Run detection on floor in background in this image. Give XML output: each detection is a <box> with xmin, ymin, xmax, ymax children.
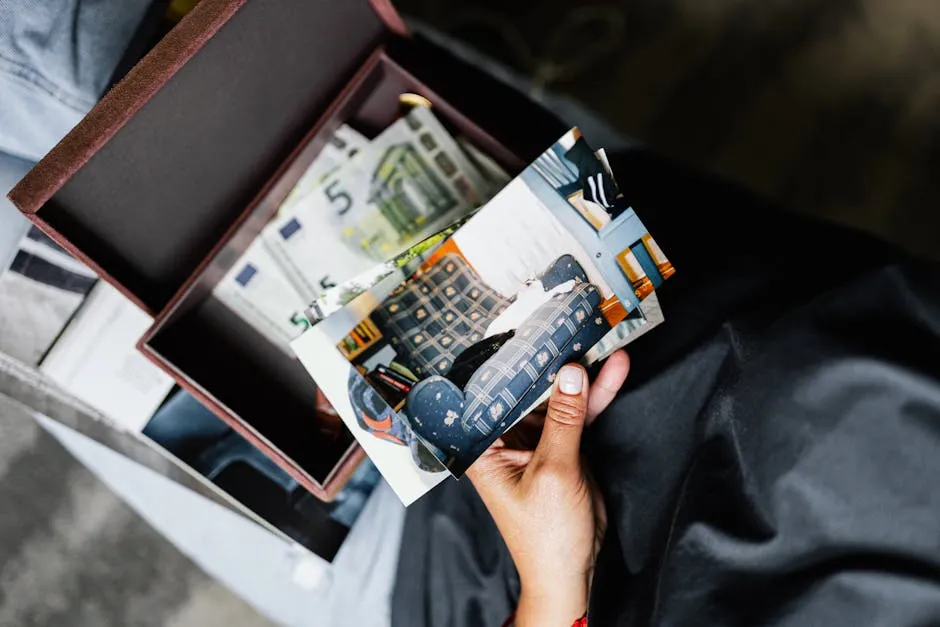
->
<box><xmin>0</xmin><ymin>396</ymin><xmax>272</xmax><ymax>627</ymax></box>
<box><xmin>400</xmin><ymin>0</ymin><xmax>940</xmax><ymax>260</ymax></box>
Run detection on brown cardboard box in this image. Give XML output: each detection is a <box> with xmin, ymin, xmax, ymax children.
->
<box><xmin>8</xmin><ymin>0</ymin><xmax>565</xmax><ymax>500</ymax></box>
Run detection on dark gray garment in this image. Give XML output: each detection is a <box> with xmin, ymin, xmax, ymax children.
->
<box><xmin>0</xmin><ymin>0</ymin><xmax>152</xmax><ymax>162</ymax></box>
<box><xmin>393</xmin><ymin>477</ymin><xmax>520</xmax><ymax>627</ymax></box>
<box><xmin>393</xmin><ymin>147</ymin><xmax>940</xmax><ymax>626</ymax></box>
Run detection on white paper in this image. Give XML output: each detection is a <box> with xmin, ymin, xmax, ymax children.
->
<box><xmin>40</xmin><ymin>282</ymin><xmax>175</xmax><ymax>433</ymax></box>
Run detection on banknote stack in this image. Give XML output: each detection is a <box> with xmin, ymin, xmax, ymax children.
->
<box><xmin>214</xmin><ymin>105</ymin><xmax>509</xmax><ymax>353</ymax></box>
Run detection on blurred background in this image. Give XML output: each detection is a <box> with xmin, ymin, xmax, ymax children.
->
<box><xmin>1</xmin><ymin>0</ymin><xmax>938</xmax><ymax>625</ymax></box>
<box><xmin>397</xmin><ymin>0</ymin><xmax>940</xmax><ymax>259</ymax></box>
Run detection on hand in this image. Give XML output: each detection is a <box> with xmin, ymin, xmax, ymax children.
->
<box><xmin>467</xmin><ymin>351</ymin><xmax>630</xmax><ymax>627</ymax></box>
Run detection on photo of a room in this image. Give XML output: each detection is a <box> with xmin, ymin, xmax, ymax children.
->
<box><xmin>524</xmin><ymin>129</ymin><xmax>675</xmax><ymax>312</ymax></box>
<box><xmin>290</xmin><ymin>128</ymin><xmax>675</xmax><ymax>500</ymax></box>
<box><xmin>335</xmin><ymin>175</ymin><xmax>629</xmax><ymax>476</ymax></box>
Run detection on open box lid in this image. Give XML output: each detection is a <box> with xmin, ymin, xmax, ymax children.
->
<box><xmin>8</xmin><ymin>0</ymin><xmax>407</xmax><ymax>314</ymax></box>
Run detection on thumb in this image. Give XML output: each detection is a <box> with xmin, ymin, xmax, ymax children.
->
<box><xmin>531</xmin><ymin>363</ymin><xmax>588</xmax><ymax>475</ymax></box>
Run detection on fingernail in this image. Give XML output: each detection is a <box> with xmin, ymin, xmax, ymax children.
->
<box><xmin>558</xmin><ymin>365</ymin><xmax>583</xmax><ymax>395</ymax></box>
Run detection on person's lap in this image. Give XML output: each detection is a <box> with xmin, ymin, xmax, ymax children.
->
<box><xmin>392</xmin><ymin>146</ymin><xmax>940</xmax><ymax>626</ymax></box>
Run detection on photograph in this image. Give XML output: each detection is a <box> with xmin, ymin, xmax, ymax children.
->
<box><xmin>525</xmin><ymin>128</ymin><xmax>675</xmax><ymax>312</ymax></box>
<box><xmin>292</xmin><ymin>129</ymin><xmax>673</xmax><ymax>502</ymax></box>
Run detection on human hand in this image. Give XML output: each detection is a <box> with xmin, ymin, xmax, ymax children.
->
<box><xmin>467</xmin><ymin>351</ymin><xmax>630</xmax><ymax>627</ymax></box>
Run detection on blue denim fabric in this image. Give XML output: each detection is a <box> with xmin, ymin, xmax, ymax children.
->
<box><xmin>0</xmin><ymin>0</ymin><xmax>152</xmax><ymax>162</ymax></box>
<box><xmin>147</xmin><ymin>389</ymin><xmax>383</xmax><ymax>526</ymax></box>
<box><xmin>0</xmin><ymin>0</ymin><xmax>151</xmax><ymax>269</ymax></box>
<box><xmin>144</xmin><ymin>390</ymin><xmax>297</xmax><ymax>491</ymax></box>
<box><xmin>329</xmin><ymin>460</ymin><xmax>382</xmax><ymax>528</ymax></box>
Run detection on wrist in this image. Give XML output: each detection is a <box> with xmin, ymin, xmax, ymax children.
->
<box><xmin>515</xmin><ymin>581</ymin><xmax>588</xmax><ymax>627</ymax></box>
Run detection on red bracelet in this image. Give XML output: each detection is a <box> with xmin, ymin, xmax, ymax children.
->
<box><xmin>501</xmin><ymin>612</ymin><xmax>588</xmax><ymax>627</ymax></box>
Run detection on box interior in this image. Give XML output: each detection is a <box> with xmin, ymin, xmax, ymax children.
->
<box><xmin>149</xmin><ymin>297</ymin><xmax>352</xmax><ymax>484</ymax></box>
<box><xmin>17</xmin><ymin>0</ymin><xmax>569</xmax><ymax>492</ymax></box>
<box><xmin>34</xmin><ymin>0</ymin><xmax>389</xmax><ymax>313</ymax></box>
<box><xmin>145</xmin><ymin>52</ymin><xmax>524</xmax><ymax>485</ymax></box>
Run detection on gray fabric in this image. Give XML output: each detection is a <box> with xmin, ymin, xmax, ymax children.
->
<box><xmin>0</xmin><ymin>376</ymin><xmax>272</xmax><ymax>627</ymax></box>
<box><xmin>392</xmin><ymin>477</ymin><xmax>519</xmax><ymax>627</ymax></box>
<box><xmin>392</xmin><ymin>147</ymin><xmax>940</xmax><ymax>627</ymax></box>
<box><xmin>410</xmin><ymin>20</ymin><xmax>635</xmax><ymax>154</ymax></box>
<box><xmin>321</xmin><ymin>481</ymin><xmax>407</xmax><ymax>627</ymax></box>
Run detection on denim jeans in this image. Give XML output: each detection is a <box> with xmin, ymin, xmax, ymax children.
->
<box><xmin>0</xmin><ymin>152</ymin><xmax>31</xmax><ymax>271</ymax></box>
<box><xmin>0</xmin><ymin>0</ymin><xmax>151</xmax><ymax>270</ymax></box>
<box><xmin>0</xmin><ymin>0</ymin><xmax>152</xmax><ymax>162</ymax></box>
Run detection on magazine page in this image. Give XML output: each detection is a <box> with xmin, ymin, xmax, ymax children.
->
<box><xmin>293</xmin><ymin>128</ymin><xmax>673</xmax><ymax>504</ymax></box>
<box><xmin>39</xmin><ymin>282</ymin><xmax>175</xmax><ymax>433</ymax></box>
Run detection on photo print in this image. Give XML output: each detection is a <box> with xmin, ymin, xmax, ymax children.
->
<box><xmin>292</xmin><ymin>129</ymin><xmax>673</xmax><ymax>504</ymax></box>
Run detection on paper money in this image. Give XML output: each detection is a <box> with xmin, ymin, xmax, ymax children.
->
<box><xmin>214</xmin><ymin>240</ymin><xmax>310</xmax><ymax>353</ymax></box>
<box><xmin>279</xmin><ymin>124</ymin><xmax>368</xmax><ymax>217</ymax></box>
<box><xmin>263</xmin><ymin>107</ymin><xmax>492</xmax><ymax>301</ymax></box>
<box><xmin>303</xmin><ymin>213</ymin><xmax>474</xmax><ymax>324</ymax></box>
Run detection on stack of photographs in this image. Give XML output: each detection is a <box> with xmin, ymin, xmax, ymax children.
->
<box><xmin>290</xmin><ymin>127</ymin><xmax>674</xmax><ymax>504</ymax></box>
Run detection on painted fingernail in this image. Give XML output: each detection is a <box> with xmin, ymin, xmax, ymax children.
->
<box><xmin>558</xmin><ymin>365</ymin><xmax>583</xmax><ymax>395</ymax></box>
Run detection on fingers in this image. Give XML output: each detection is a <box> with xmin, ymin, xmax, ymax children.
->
<box><xmin>466</xmin><ymin>441</ymin><xmax>500</xmax><ymax>484</ymax></box>
<box><xmin>586</xmin><ymin>350</ymin><xmax>630</xmax><ymax>425</ymax></box>
<box><xmin>495</xmin><ymin>447</ymin><xmax>535</xmax><ymax>466</ymax></box>
<box><xmin>468</xmin><ymin>439</ymin><xmax>532</xmax><ymax>501</ymax></box>
<box><xmin>469</xmin><ymin>352</ymin><xmax>629</xmax><ymax>499</ymax></box>
<box><xmin>530</xmin><ymin>363</ymin><xmax>589</xmax><ymax>475</ymax></box>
